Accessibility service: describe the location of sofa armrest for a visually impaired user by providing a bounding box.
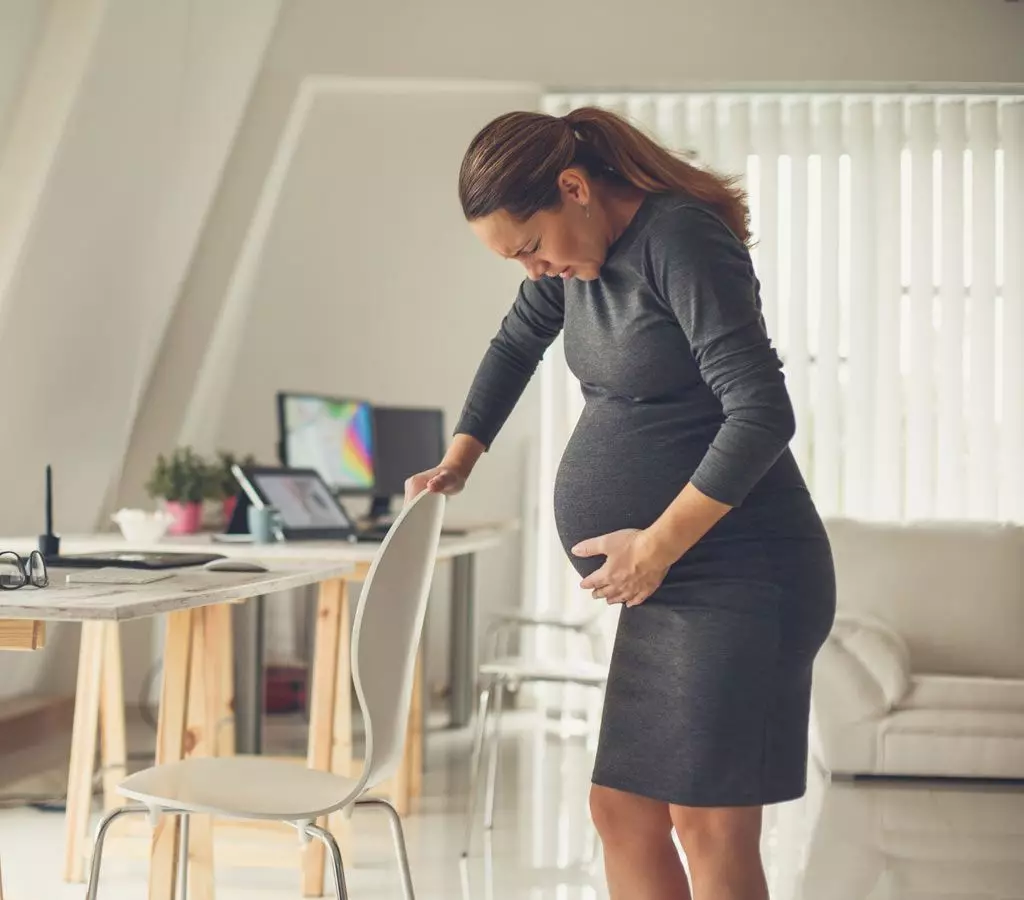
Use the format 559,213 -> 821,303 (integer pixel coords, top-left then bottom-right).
814,614 -> 912,723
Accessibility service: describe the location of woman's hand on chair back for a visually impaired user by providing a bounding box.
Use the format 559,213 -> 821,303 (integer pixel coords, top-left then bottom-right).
405,466 -> 467,503
404,434 -> 485,504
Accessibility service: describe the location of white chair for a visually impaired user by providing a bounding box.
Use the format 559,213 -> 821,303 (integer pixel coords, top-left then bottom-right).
462,610 -> 608,856
484,609 -> 607,665
85,491 -> 447,900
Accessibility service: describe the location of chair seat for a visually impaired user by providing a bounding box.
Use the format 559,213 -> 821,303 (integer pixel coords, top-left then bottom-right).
479,656 -> 607,686
118,756 -> 358,821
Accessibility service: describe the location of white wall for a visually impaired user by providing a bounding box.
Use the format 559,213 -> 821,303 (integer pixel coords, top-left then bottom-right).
0,0 -> 50,153
0,0 -> 281,699
272,0 -> 1024,89
169,81 -> 540,693
208,81 -> 540,473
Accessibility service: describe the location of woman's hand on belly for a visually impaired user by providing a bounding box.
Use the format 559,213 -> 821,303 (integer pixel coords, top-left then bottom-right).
572,529 -> 672,608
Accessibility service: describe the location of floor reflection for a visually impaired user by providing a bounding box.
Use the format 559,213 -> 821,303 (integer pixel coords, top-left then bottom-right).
797,775 -> 1024,900
457,715 -> 1024,900
3,710 -> 1023,898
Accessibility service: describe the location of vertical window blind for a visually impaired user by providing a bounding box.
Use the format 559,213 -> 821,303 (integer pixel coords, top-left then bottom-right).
540,93 -> 1024,524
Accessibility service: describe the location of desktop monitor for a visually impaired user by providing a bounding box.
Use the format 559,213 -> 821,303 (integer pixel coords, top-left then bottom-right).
370,406 -> 446,520
276,392 -> 375,494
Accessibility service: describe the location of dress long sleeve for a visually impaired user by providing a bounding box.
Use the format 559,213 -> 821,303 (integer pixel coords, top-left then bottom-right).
644,205 -> 796,507
455,276 -> 565,449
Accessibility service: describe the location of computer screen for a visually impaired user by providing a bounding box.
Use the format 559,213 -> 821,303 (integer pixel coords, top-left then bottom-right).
371,406 -> 446,501
277,392 -> 375,494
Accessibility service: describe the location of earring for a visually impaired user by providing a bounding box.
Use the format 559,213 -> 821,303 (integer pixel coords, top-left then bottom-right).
583,204 -> 591,219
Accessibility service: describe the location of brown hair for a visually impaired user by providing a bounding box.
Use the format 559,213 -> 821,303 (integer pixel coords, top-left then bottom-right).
458,106 -> 750,244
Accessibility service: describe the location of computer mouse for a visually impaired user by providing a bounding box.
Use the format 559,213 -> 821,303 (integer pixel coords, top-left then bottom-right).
203,559 -> 269,573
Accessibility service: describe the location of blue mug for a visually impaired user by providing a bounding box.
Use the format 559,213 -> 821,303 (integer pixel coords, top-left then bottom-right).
247,505 -> 280,544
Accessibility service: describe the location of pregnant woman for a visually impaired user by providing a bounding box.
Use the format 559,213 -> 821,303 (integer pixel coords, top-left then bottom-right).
406,107 -> 836,900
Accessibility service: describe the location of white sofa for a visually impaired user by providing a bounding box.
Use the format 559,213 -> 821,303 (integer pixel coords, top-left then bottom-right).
812,518 -> 1024,780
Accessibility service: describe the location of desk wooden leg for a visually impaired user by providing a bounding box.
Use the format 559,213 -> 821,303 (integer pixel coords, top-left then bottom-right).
205,604 -> 235,757
148,609 -> 195,900
64,621 -> 105,882
184,608 -> 218,900
390,648 -> 423,817
327,580 -> 353,846
301,579 -> 345,897
409,648 -> 425,800
99,622 -> 127,813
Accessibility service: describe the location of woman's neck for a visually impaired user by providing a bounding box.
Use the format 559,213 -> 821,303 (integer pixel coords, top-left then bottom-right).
597,182 -> 648,247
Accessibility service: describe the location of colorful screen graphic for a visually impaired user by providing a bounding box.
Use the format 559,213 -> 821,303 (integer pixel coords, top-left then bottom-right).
281,395 -> 374,491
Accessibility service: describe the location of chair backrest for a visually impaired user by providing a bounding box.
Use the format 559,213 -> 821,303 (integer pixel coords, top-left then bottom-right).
350,490 -> 445,791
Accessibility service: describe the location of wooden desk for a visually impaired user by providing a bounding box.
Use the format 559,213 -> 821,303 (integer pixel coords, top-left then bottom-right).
3,523 -> 513,896
0,561 -> 351,900
49,527 -> 512,729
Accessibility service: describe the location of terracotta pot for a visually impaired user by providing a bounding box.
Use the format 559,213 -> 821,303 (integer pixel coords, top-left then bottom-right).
222,495 -> 238,525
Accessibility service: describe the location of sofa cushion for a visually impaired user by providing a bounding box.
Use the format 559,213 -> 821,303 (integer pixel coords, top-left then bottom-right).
829,614 -> 911,709
900,674 -> 1024,714
878,708 -> 1024,778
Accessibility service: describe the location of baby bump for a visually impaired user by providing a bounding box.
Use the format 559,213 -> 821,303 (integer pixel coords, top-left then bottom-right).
552,401 -> 715,577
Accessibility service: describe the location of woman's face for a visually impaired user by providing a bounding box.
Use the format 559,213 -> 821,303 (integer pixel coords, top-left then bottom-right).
470,170 -> 606,282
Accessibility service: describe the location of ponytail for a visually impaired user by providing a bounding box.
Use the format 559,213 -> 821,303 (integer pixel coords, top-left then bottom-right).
459,106 -> 750,245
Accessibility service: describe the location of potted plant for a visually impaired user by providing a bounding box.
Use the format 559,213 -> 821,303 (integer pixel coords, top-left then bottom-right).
209,450 -> 257,525
145,447 -> 210,535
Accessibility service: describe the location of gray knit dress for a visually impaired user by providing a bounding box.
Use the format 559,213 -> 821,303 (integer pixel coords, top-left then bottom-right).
456,193 -> 836,807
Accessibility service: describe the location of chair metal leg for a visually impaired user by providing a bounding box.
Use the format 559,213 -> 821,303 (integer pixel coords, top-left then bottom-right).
85,806 -> 149,900
483,680 -> 506,831
462,682 -> 493,857
178,814 -> 190,900
304,823 -> 349,900
355,797 -> 416,900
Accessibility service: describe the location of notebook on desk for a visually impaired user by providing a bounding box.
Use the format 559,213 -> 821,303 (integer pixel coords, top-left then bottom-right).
49,550 -> 225,570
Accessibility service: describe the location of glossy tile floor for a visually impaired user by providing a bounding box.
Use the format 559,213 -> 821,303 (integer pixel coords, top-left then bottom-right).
2,711 -> 1023,899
